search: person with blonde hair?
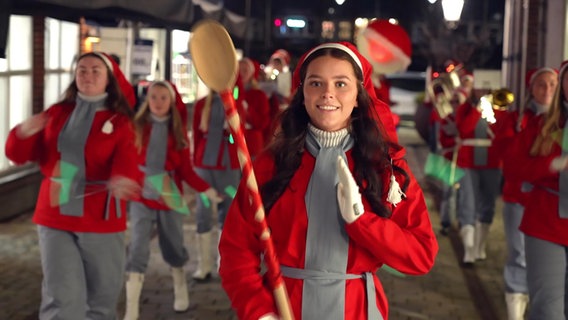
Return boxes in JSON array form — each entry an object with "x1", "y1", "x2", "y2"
[
  {"x1": 123, "y1": 81, "x2": 222, "y2": 319},
  {"x1": 504, "y1": 61, "x2": 568, "y2": 320}
]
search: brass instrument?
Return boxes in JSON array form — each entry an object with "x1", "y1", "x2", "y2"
[
  {"x1": 427, "y1": 72, "x2": 455, "y2": 119},
  {"x1": 478, "y1": 88, "x2": 515, "y2": 124}
]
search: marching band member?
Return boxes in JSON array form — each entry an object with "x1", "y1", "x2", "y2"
[
  {"x1": 123, "y1": 81, "x2": 222, "y2": 319},
  {"x1": 454, "y1": 86, "x2": 509, "y2": 265},
  {"x1": 504, "y1": 61, "x2": 568, "y2": 320},
  {"x1": 191, "y1": 85, "x2": 244, "y2": 281},
  {"x1": 5, "y1": 52, "x2": 140, "y2": 319},
  {"x1": 239, "y1": 57, "x2": 271, "y2": 157},
  {"x1": 218, "y1": 42, "x2": 437, "y2": 320},
  {"x1": 499, "y1": 67, "x2": 558, "y2": 320}
]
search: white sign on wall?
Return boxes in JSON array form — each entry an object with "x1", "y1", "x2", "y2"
[{"x1": 131, "y1": 39, "x2": 153, "y2": 75}]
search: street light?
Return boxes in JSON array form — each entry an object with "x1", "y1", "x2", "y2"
[{"x1": 441, "y1": 0, "x2": 464, "y2": 29}]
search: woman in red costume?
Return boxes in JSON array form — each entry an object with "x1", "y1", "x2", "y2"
[
  {"x1": 5, "y1": 52, "x2": 140, "y2": 319},
  {"x1": 219, "y1": 42, "x2": 438, "y2": 320},
  {"x1": 504, "y1": 61, "x2": 568, "y2": 320}
]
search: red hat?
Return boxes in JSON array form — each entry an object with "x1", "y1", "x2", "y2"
[
  {"x1": 148, "y1": 80, "x2": 188, "y2": 126},
  {"x1": 92, "y1": 51, "x2": 136, "y2": 108},
  {"x1": 558, "y1": 60, "x2": 568, "y2": 81},
  {"x1": 356, "y1": 20, "x2": 412, "y2": 74},
  {"x1": 525, "y1": 67, "x2": 558, "y2": 89},
  {"x1": 291, "y1": 41, "x2": 398, "y2": 143},
  {"x1": 270, "y1": 49, "x2": 291, "y2": 66}
]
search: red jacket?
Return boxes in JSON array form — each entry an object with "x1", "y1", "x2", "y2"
[
  {"x1": 5, "y1": 102, "x2": 140, "y2": 233},
  {"x1": 504, "y1": 116, "x2": 568, "y2": 246},
  {"x1": 136, "y1": 123, "x2": 209, "y2": 210},
  {"x1": 192, "y1": 96, "x2": 242, "y2": 170},
  {"x1": 498, "y1": 109, "x2": 537, "y2": 203},
  {"x1": 219, "y1": 147, "x2": 438, "y2": 320},
  {"x1": 455, "y1": 102, "x2": 508, "y2": 169},
  {"x1": 243, "y1": 88, "x2": 270, "y2": 158}
]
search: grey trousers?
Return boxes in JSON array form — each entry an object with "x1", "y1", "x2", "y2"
[
  {"x1": 126, "y1": 202, "x2": 188, "y2": 273},
  {"x1": 194, "y1": 167, "x2": 241, "y2": 233},
  {"x1": 503, "y1": 201, "x2": 527, "y2": 293},
  {"x1": 525, "y1": 235, "x2": 568, "y2": 320},
  {"x1": 457, "y1": 168, "x2": 501, "y2": 226},
  {"x1": 37, "y1": 225, "x2": 124, "y2": 320}
]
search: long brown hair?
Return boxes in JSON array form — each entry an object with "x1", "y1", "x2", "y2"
[
  {"x1": 530, "y1": 69, "x2": 568, "y2": 156},
  {"x1": 133, "y1": 81, "x2": 187, "y2": 151},
  {"x1": 261, "y1": 47, "x2": 407, "y2": 218},
  {"x1": 59, "y1": 52, "x2": 132, "y2": 117}
]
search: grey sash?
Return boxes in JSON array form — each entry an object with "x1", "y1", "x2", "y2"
[
  {"x1": 281, "y1": 266, "x2": 382, "y2": 320},
  {"x1": 559, "y1": 117, "x2": 568, "y2": 218},
  {"x1": 57, "y1": 96, "x2": 104, "y2": 216},
  {"x1": 203, "y1": 94, "x2": 228, "y2": 166},
  {"x1": 301, "y1": 131, "x2": 380, "y2": 319},
  {"x1": 473, "y1": 119, "x2": 489, "y2": 166},
  {"x1": 141, "y1": 120, "x2": 169, "y2": 200}
]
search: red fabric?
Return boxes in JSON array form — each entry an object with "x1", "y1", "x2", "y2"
[
  {"x1": 136, "y1": 124, "x2": 209, "y2": 210},
  {"x1": 374, "y1": 77, "x2": 391, "y2": 106},
  {"x1": 219, "y1": 150, "x2": 438, "y2": 320},
  {"x1": 291, "y1": 41, "x2": 399, "y2": 144},
  {"x1": 243, "y1": 88, "x2": 270, "y2": 157},
  {"x1": 191, "y1": 96, "x2": 242, "y2": 170},
  {"x1": 503, "y1": 117, "x2": 568, "y2": 246},
  {"x1": 365, "y1": 20, "x2": 412, "y2": 59},
  {"x1": 5, "y1": 102, "x2": 140, "y2": 233},
  {"x1": 454, "y1": 102, "x2": 508, "y2": 169},
  {"x1": 98, "y1": 52, "x2": 136, "y2": 109},
  {"x1": 496, "y1": 109, "x2": 539, "y2": 203}
]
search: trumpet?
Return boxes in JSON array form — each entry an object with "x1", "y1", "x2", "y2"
[{"x1": 478, "y1": 88, "x2": 515, "y2": 124}]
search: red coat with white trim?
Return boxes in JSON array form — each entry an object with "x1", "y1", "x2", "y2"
[
  {"x1": 454, "y1": 102, "x2": 508, "y2": 169},
  {"x1": 136, "y1": 123, "x2": 210, "y2": 210},
  {"x1": 243, "y1": 88, "x2": 270, "y2": 158},
  {"x1": 192, "y1": 96, "x2": 242, "y2": 170},
  {"x1": 4, "y1": 102, "x2": 140, "y2": 233},
  {"x1": 504, "y1": 116, "x2": 568, "y2": 246},
  {"x1": 219, "y1": 147, "x2": 438, "y2": 320}
]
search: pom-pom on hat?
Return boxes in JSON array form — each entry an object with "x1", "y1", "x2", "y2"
[
  {"x1": 525, "y1": 67, "x2": 558, "y2": 89},
  {"x1": 291, "y1": 41, "x2": 398, "y2": 143},
  {"x1": 356, "y1": 20, "x2": 412, "y2": 74}
]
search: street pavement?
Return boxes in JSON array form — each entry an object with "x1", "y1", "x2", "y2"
[{"x1": 0, "y1": 126, "x2": 509, "y2": 320}]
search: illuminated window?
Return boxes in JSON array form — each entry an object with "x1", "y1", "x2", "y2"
[
  {"x1": 338, "y1": 21, "x2": 352, "y2": 40},
  {"x1": 0, "y1": 15, "x2": 32, "y2": 171},
  {"x1": 44, "y1": 18, "x2": 79, "y2": 107}
]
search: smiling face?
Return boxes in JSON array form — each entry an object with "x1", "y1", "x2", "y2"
[
  {"x1": 302, "y1": 55, "x2": 359, "y2": 131},
  {"x1": 147, "y1": 84, "x2": 173, "y2": 118},
  {"x1": 75, "y1": 56, "x2": 109, "y2": 96}
]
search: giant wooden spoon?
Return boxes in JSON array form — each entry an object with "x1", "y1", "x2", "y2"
[{"x1": 189, "y1": 19, "x2": 293, "y2": 320}]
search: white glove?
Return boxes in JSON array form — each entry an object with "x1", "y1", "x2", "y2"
[
  {"x1": 336, "y1": 156, "x2": 364, "y2": 224},
  {"x1": 259, "y1": 314, "x2": 279, "y2": 320},
  {"x1": 203, "y1": 187, "x2": 224, "y2": 204},
  {"x1": 550, "y1": 156, "x2": 568, "y2": 172}
]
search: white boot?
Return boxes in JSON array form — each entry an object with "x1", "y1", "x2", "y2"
[
  {"x1": 171, "y1": 267, "x2": 189, "y2": 312},
  {"x1": 216, "y1": 230, "x2": 222, "y2": 272},
  {"x1": 192, "y1": 231, "x2": 212, "y2": 281},
  {"x1": 123, "y1": 272, "x2": 144, "y2": 320},
  {"x1": 460, "y1": 225, "x2": 476, "y2": 264},
  {"x1": 505, "y1": 292, "x2": 529, "y2": 320},
  {"x1": 474, "y1": 221, "x2": 491, "y2": 260}
]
